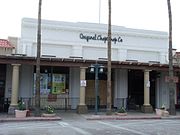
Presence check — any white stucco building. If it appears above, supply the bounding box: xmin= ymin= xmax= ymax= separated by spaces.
xmin=0 ymin=18 xmax=179 ymax=114
xmin=20 ymin=18 xmax=168 ymax=63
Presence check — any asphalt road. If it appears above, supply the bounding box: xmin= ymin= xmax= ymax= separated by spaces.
xmin=1 ymin=119 xmax=180 ymax=135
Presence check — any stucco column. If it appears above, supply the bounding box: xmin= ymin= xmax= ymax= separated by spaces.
xmin=8 ymin=64 xmax=21 ymax=114
xmin=77 ymin=67 xmax=88 ymax=114
xmin=144 ymin=70 xmax=150 ymax=105
xmin=79 ymin=67 xmax=86 ymax=105
xmin=141 ymin=70 xmax=153 ymax=113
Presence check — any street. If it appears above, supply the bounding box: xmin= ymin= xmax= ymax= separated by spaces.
xmin=1 ymin=119 xmax=180 ymax=135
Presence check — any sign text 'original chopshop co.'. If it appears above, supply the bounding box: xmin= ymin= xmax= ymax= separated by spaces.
xmin=79 ymin=33 xmax=123 ymax=44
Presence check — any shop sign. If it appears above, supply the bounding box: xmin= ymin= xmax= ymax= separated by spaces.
xmin=79 ymin=33 xmax=123 ymax=44
xmin=165 ymin=76 xmax=179 ymax=83
xmin=146 ymin=81 xmax=150 ymax=88
xmin=80 ymin=80 xmax=87 ymax=87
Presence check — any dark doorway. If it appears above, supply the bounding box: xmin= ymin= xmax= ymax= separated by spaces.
xmin=128 ymin=70 xmax=144 ymax=110
xmin=0 ymin=64 xmax=6 ymax=112
xmin=176 ymin=79 xmax=180 ymax=109
xmin=128 ymin=70 xmax=156 ymax=110
xmin=150 ymin=71 xmax=157 ymax=108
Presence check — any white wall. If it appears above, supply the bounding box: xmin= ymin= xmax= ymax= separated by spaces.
xmin=20 ymin=18 xmax=168 ymax=64
xmin=127 ymin=50 xmax=159 ymax=62
xmin=42 ymin=44 xmax=72 ymax=58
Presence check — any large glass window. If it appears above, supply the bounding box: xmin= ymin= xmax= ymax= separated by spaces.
xmin=33 ymin=66 xmax=69 ymax=95
xmin=52 ymin=74 xmax=66 ymax=94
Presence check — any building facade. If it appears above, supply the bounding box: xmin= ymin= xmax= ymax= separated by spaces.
xmin=0 ymin=18 xmax=179 ymax=114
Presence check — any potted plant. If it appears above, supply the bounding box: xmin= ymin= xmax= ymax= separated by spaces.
xmin=42 ymin=105 xmax=56 ymax=117
xmin=160 ymin=104 xmax=166 ymax=110
xmin=115 ymin=107 xmax=127 ymax=116
xmin=155 ymin=104 xmax=169 ymax=116
xmin=15 ymin=101 xmax=28 ymax=118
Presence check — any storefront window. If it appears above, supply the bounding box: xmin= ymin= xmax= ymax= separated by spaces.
xmin=52 ymin=74 xmax=66 ymax=94
xmin=34 ymin=73 xmax=51 ymax=95
xmin=33 ymin=66 xmax=69 ymax=95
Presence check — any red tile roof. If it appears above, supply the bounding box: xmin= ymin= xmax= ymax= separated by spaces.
xmin=0 ymin=39 xmax=14 ymax=48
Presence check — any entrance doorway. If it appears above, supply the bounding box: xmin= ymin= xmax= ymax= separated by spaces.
xmin=0 ymin=64 xmax=6 ymax=112
xmin=85 ymin=70 xmax=114 ymax=110
xmin=149 ymin=71 xmax=156 ymax=108
xmin=128 ymin=70 xmax=156 ymax=110
xmin=128 ymin=70 xmax=144 ymax=110
xmin=85 ymin=71 xmax=107 ymax=109
xmin=176 ymin=82 xmax=180 ymax=108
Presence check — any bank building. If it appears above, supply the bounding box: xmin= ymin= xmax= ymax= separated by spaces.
xmin=0 ymin=18 xmax=180 ymax=114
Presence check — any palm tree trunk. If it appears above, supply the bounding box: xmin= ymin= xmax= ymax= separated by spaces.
xmin=107 ymin=0 xmax=112 ymax=114
xmin=167 ymin=0 xmax=176 ymax=115
xmin=35 ymin=0 xmax=42 ymax=116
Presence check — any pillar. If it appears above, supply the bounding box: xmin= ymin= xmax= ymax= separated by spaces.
xmin=77 ymin=67 xmax=88 ymax=114
xmin=141 ymin=70 xmax=153 ymax=113
xmin=8 ymin=64 xmax=21 ymax=114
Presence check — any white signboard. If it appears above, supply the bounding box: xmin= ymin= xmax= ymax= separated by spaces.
xmin=80 ymin=80 xmax=87 ymax=87
xmin=146 ymin=81 xmax=150 ymax=88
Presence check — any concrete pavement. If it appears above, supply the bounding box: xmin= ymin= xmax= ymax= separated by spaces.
xmin=0 ymin=110 xmax=180 ymax=122
xmin=85 ymin=111 xmax=180 ymax=120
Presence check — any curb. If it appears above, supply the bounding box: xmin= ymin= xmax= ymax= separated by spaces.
xmin=0 ymin=116 xmax=62 ymax=123
xmin=161 ymin=116 xmax=180 ymax=120
xmin=86 ymin=116 xmax=162 ymax=120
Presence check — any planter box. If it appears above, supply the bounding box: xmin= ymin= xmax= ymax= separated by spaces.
xmin=115 ymin=112 xmax=127 ymax=116
xmin=42 ymin=113 xmax=56 ymax=117
xmin=155 ymin=109 xmax=169 ymax=117
xmin=15 ymin=110 xmax=27 ymax=118
xmin=155 ymin=109 xmax=163 ymax=116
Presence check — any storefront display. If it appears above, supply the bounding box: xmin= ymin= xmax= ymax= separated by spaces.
xmin=52 ymin=74 xmax=66 ymax=94
xmin=34 ymin=73 xmax=66 ymax=95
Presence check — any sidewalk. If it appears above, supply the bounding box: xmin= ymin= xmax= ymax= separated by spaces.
xmin=84 ymin=111 xmax=180 ymax=120
xmin=0 ymin=110 xmax=180 ymax=123
xmin=0 ymin=112 xmax=62 ymax=123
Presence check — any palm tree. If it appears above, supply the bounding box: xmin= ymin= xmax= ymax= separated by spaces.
xmin=167 ymin=0 xmax=176 ymax=115
xmin=107 ymin=0 xmax=112 ymax=114
xmin=35 ymin=0 xmax=42 ymax=116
